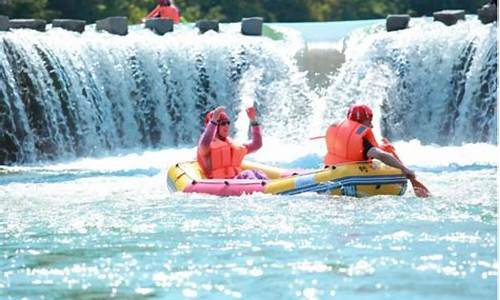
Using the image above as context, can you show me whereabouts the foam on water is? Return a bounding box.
[1,141,499,173]
[0,19,497,300]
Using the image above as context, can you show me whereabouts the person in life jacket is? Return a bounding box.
[144,0,180,24]
[324,104,415,178]
[197,105,266,179]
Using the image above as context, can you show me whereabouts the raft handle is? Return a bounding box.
[224,180,230,186]
[261,181,266,186]
[192,180,197,185]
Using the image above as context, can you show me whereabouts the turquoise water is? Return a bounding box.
[270,16,479,43]
[0,18,497,299]
[0,144,497,299]
[270,19,383,42]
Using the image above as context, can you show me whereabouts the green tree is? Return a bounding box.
[0,0,57,19]
[0,0,490,23]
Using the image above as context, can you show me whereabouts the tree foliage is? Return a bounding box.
[0,0,488,23]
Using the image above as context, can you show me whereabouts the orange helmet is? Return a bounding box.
[205,111,230,125]
[347,105,373,122]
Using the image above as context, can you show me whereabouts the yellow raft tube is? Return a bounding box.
[167,160,408,197]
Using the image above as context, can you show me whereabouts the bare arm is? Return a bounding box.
[367,147,415,178]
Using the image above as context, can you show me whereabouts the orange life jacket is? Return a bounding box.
[324,119,378,165]
[197,138,248,179]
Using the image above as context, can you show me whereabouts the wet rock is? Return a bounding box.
[96,16,128,36]
[433,10,465,26]
[10,19,46,31]
[386,15,410,32]
[478,4,497,24]
[52,19,86,33]
[241,17,263,36]
[145,18,173,35]
[0,15,9,31]
[196,20,219,34]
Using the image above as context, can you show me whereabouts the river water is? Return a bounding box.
[0,18,497,299]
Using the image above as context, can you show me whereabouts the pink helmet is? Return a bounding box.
[347,104,373,122]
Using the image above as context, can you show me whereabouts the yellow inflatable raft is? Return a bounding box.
[167,160,408,197]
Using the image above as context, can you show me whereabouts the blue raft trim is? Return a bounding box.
[279,175,408,195]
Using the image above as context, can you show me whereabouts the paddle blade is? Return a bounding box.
[409,177,431,198]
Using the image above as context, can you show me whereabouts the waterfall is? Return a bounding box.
[0,26,312,164]
[0,19,497,165]
[320,18,497,145]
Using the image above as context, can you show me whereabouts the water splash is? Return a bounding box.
[0,19,497,165]
[0,27,311,164]
[320,18,497,145]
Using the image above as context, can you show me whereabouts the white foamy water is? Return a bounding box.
[0,19,497,300]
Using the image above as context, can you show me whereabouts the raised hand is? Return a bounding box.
[211,106,226,122]
[246,106,257,121]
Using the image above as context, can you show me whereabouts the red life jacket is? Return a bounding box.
[197,138,248,179]
[324,119,378,165]
[157,6,180,23]
[146,5,180,23]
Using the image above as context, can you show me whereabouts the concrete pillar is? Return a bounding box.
[241,17,263,36]
[10,19,46,32]
[0,15,9,31]
[386,14,410,32]
[196,20,219,34]
[96,16,128,36]
[145,18,173,35]
[52,19,86,33]
[478,4,497,24]
[433,10,465,26]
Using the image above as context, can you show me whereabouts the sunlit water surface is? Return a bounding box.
[0,142,497,299]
